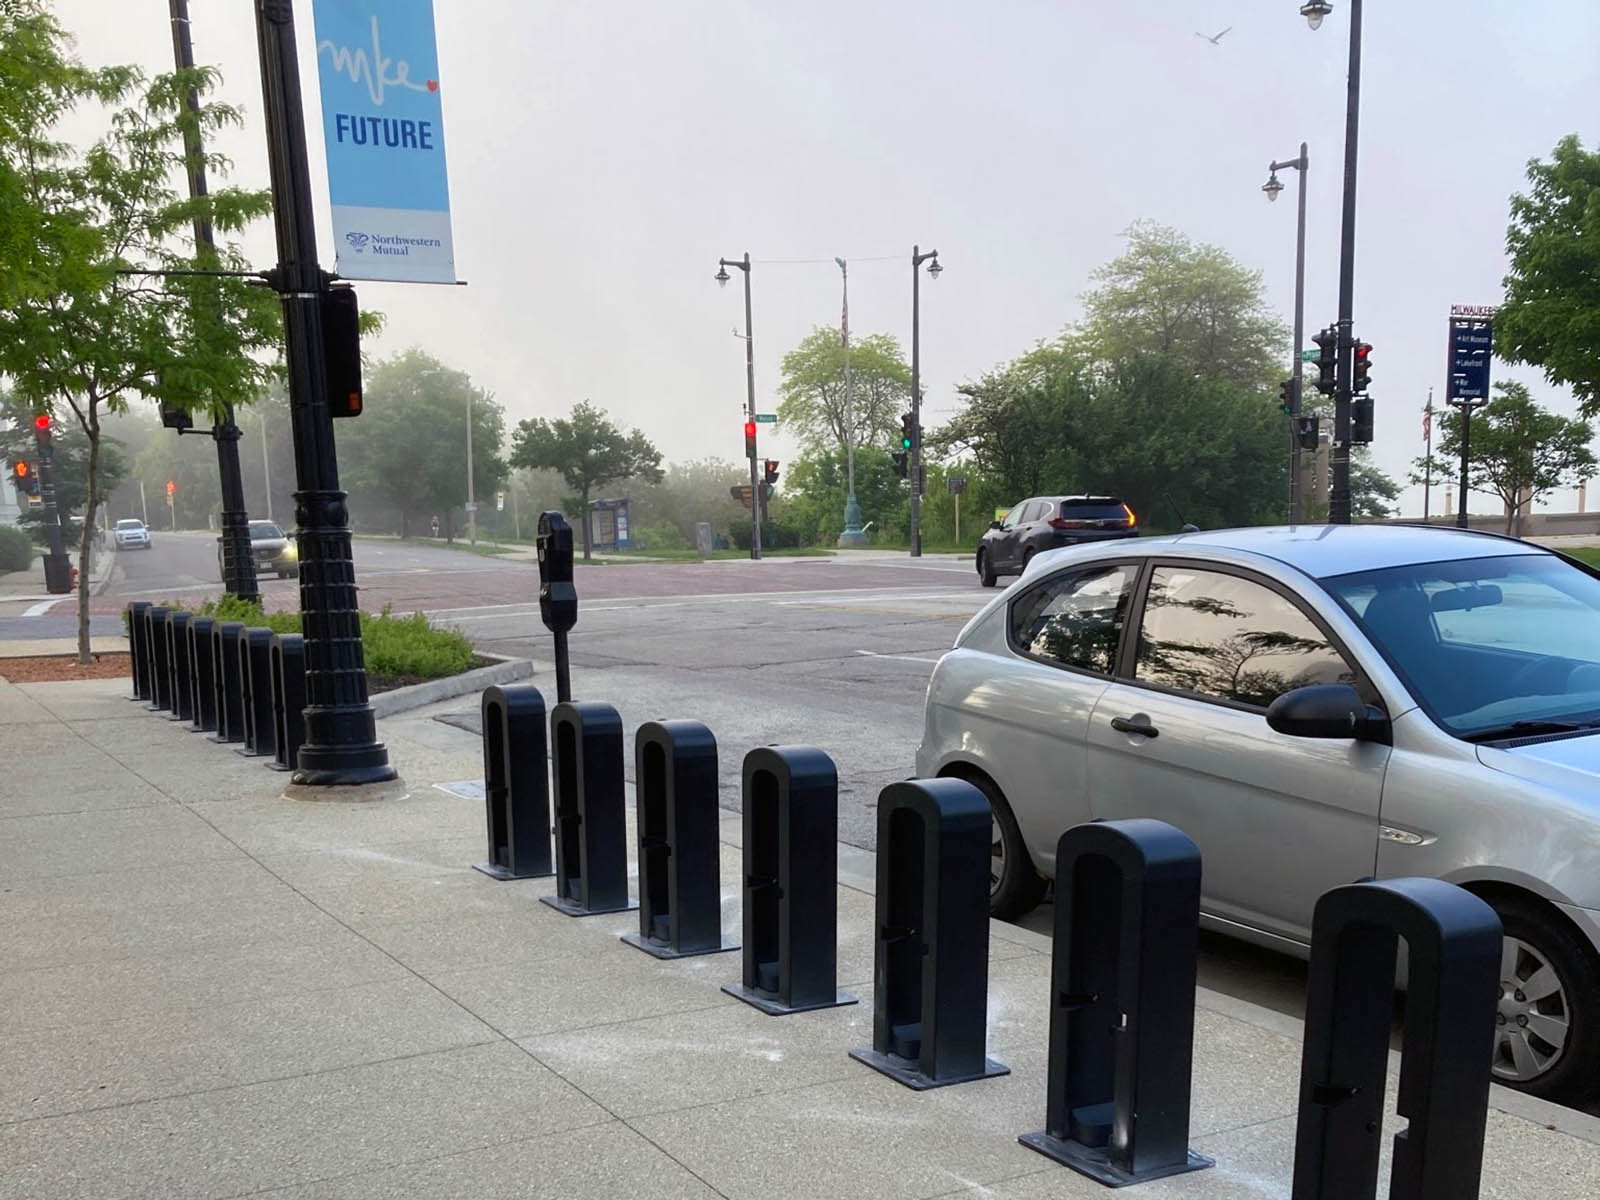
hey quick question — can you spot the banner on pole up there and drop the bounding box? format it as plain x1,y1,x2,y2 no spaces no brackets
312,0,456,283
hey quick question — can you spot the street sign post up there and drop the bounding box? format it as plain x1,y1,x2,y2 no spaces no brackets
1446,305,1494,404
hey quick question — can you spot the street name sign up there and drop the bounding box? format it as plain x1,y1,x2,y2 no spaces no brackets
312,0,457,283
1446,305,1494,403
755,413,778,423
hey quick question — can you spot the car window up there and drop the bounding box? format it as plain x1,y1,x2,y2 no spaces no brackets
1136,566,1356,708
1017,501,1045,524
115,520,142,530
1000,503,1029,530
1059,500,1130,521
248,521,284,538
1009,563,1139,675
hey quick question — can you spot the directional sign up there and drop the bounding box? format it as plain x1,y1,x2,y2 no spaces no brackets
1301,348,1320,362
1446,308,1494,403
754,413,778,423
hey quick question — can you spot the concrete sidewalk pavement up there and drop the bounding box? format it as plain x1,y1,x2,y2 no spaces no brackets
2,677,1597,1199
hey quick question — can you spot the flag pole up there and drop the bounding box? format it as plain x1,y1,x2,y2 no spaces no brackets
1423,387,1434,523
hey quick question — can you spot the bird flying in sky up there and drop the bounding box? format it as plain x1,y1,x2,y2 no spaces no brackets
1195,27,1232,45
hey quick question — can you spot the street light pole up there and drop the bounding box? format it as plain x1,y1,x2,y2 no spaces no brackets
169,0,259,604
1264,146,1309,522
1302,0,1362,524
252,0,393,786
910,245,941,556
466,388,476,545
716,253,761,560
835,257,869,547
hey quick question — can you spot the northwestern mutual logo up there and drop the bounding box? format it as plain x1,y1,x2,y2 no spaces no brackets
344,230,442,259
345,232,370,252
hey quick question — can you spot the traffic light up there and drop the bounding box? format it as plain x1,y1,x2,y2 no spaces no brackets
1312,328,1336,396
1278,377,1295,415
1352,395,1374,444
899,411,914,451
1294,415,1320,450
762,459,779,485
743,420,757,459
323,287,363,417
32,413,52,458
165,479,176,501
10,459,37,494
891,450,908,478
1353,341,1372,394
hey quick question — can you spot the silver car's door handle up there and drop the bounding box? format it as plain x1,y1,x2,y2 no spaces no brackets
1110,715,1159,739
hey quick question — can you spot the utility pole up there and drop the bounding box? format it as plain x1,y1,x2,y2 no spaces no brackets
1422,388,1433,522
1327,0,1363,524
169,0,259,604
252,0,393,786
31,419,71,593
1264,145,1309,522
910,245,940,556
715,253,761,559
139,478,149,526
259,411,273,521
466,389,476,544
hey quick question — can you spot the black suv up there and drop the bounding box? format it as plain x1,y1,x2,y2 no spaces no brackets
976,495,1138,586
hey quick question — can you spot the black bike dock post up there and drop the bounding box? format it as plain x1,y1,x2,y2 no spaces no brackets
165,611,194,723
723,745,856,1015
473,683,553,880
1018,819,1213,1187
540,701,636,917
269,634,306,773
209,621,245,744
187,616,217,732
126,601,151,701
237,628,276,758
144,605,173,711
1290,877,1502,1200
850,778,1008,1090
622,720,737,959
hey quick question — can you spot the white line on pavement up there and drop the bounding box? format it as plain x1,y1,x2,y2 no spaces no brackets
854,649,943,664
22,598,66,617
421,583,971,619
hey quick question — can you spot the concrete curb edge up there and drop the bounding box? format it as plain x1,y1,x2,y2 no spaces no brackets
368,653,533,719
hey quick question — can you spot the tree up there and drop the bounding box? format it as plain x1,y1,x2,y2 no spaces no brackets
342,349,507,540
0,7,280,662
0,391,127,542
509,401,664,559
1081,221,1288,386
777,327,911,464
1349,451,1401,522
1410,383,1597,534
1498,136,1600,419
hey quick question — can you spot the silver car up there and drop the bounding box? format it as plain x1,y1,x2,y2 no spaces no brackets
112,518,150,549
917,524,1600,1104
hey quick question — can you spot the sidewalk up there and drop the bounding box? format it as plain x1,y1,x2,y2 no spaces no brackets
2,678,1597,1199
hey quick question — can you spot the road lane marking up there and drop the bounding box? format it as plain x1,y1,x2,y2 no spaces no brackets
854,649,943,664
22,598,66,617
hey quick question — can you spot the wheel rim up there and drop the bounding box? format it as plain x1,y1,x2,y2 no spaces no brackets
1492,935,1571,1083
990,813,1004,895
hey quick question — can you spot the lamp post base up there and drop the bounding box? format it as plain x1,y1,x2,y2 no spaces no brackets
837,492,870,548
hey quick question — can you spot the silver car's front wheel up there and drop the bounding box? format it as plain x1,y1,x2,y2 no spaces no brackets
1493,935,1570,1084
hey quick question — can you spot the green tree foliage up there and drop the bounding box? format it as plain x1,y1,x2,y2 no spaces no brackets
509,401,664,559
1498,136,1600,419
0,7,280,661
777,328,911,459
1410,382,1596,534
776,447,907,546
626,458,750,547
1081,221,1287,385
342,349,507,540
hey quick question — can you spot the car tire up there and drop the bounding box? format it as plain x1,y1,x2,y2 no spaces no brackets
949,770,1046,920
977,548,998,588
1488,895,1600,1105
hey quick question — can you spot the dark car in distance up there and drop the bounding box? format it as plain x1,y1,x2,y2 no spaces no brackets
976,495,1138,586
218,520,299,580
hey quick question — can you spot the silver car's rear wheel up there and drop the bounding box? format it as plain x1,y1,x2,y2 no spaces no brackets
1493,935,1570,1084
990,813,1004,893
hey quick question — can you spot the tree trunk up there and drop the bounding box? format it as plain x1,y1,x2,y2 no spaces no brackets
76,405,101,666
580,486,593,561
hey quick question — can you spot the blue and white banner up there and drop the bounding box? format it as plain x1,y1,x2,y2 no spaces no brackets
312,0,456,283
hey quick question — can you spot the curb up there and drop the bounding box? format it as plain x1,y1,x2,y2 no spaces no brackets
369,653,533,719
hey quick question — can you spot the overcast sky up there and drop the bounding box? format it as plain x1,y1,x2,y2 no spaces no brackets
50,1,1600,515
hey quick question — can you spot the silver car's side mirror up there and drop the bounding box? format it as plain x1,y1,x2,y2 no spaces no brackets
1266,684,1390,745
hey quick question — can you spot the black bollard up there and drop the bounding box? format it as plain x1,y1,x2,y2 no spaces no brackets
236,628,276,758
1019,819,1213,1186
622,720,737,959
126,601,151,701
144,605,173,711
165,612,194,723
188,616,217,732
1291,878,1501,1200
540,701,636,917
723,746,856,1015
209,621,246,744
850,778,1008,1089
269,634,306,772
473,683,553,879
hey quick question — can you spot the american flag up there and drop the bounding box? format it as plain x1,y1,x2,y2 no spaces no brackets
1423,390,1433,442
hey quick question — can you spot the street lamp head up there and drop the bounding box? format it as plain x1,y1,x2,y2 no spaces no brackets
1300,1,1332,31
1262,171,1284,202
714,263,731,287
927,256,942,279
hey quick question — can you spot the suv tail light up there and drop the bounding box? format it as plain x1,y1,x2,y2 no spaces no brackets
1049,517,1092,530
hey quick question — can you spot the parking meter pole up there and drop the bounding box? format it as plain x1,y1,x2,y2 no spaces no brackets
537,511,578,704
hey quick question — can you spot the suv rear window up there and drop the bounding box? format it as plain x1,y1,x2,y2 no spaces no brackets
1057,500,1130,521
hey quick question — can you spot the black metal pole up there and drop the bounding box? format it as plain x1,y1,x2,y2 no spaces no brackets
553,630,571,704
1291,147,1308,522
1329,0,1362,525
741,253,761,561
32,426,71,593
170,0,258,605
252,0,393,785
911,246,922,557
1456,402,1473,529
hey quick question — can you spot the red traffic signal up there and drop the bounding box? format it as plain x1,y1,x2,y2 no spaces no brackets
165,479,176,497
762,458,780,485
13,460,29,479
1353,341,1372,393
32,414,49,431
743,420,757,459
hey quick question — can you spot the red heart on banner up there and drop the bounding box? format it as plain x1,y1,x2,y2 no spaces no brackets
426,79,439,92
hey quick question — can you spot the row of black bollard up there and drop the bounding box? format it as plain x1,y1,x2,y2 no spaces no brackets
122,603,307,773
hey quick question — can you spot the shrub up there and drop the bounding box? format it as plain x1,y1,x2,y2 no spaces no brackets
0,525,34,572
359,604,475,678
629,519,691,552
195,594,302,634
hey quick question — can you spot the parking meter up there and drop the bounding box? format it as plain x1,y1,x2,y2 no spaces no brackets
537,510,577,700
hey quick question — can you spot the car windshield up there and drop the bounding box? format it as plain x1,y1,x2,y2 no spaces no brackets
1322,553,1600,738
249,522,284,538
115,520,143,530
